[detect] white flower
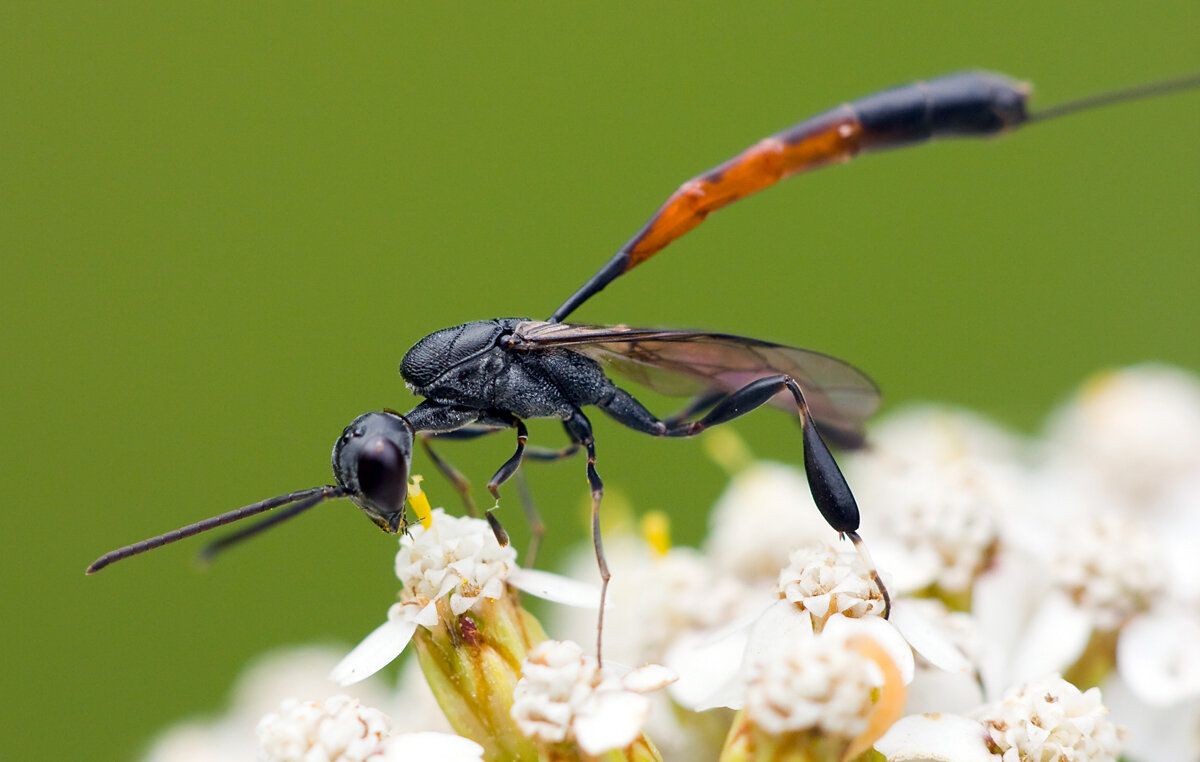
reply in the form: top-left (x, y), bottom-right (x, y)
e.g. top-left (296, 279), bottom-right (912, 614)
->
top-left (256, 695), bottom-right (390, 762)
top-left (860, 457), bottom-right (1003, 594)
top-left (554, 532), bottom-right (772, 669)
top-left (778, 542), bottom-right (888, 625)
top-left (742, 629), bottom-right (881, 738)
top-left (977, 675), bottom-right (1126, 762)
top-left (704, 462), bottom-right (835, 582)
top-left (551, 532), bottom-right (757, 761)
top-left (666, 542), bottom-right (971, 711)
top-left (331, 509), bottom-right (599, 686)
top-left (1100, 674), bottom-right (1200, 762)
top-left (1043, 364), bottom-right (1200, 509)
top-left (1048, 512), bottom-right (1164, 631)
top-left (718, 616), bottom-right (909, 762)
top-left (255, 695), bottom-right (484, 762)
top-left (973, 509), bottom-right (1169, 701)
top-left (142, 647), bottom-right (396, 762)
top-left (376, 733), bottom-right (484, 762)
top-left (510, 639), bottom-right (675, 755)
top-left (900, 597), bottom-right (987, 716)
top-left (874, 713), bottom-right (997, 762)
top-left (1117, 608), bottom-right (1200, 707)
top-left (847, 405), bottom-right (1026, 595)
top-left (878, 675), bottom-right (1126, 762)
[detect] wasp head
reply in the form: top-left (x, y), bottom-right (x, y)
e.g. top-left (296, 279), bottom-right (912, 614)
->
top-left (332, 411), bottom-right (414, 533)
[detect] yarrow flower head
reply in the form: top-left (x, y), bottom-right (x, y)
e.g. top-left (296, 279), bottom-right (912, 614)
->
top-left (256, 695), bottom-right (391, 762)
top-left (976, 675), bottom-right (1126, 762)
top-left (142, 647), bottom-right (400, 762)
top-left (332, 508), bottom-right (598, 686)
top-left (973, 506), bottom-right (1170, 699)
top-left (1049, 512), bottom-right (1164, 631)
top-left (1044, 364), bottom-right (1200, 508)
top-left (666, 541), bottom-right (973, 713)
top-left (743, 635), bottom-right (879, 739)
top-left (510, 639), bottom-right (674, 759)
top-left (331, 507), bottom-right (601, 761)
top-left (255, 694), bottom-right (484, 762)
top-left (846, 405), bottom-right (1025, 602)
top-left (876, 675), bottom-right (1125, 762)
top-left (865, 458), bottom-right (1001, 598)
top-left (778, 542), bottom-right (887, 629)
top-left (722, 617), bottom-right (907, 762)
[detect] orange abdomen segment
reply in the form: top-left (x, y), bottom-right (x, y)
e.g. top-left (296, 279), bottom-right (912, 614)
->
top-left (625, 108), bottom-right (862, 267)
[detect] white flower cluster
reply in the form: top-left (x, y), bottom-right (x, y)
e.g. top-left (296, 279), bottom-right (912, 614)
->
top-left (778, 542), bottom-right (887, 623)
top-left (743, 633), bottom-right (878, 738)
top-left (254, 694), bottom-right (484, 762)
top-left (331, 509), bottom-right (599, 686)
top-left (977, 675), bottom-right (1125, 762)
top-left (846, 405), bottom-right (1020, 596)
top-left (256, 696), bottom-right (390, 762)
top-left (1048, 512), bottom-right (1164, 630)
top-left (866, 457), bottom-right (1002, 593)
top-left (510, 640), bottom-right (675, 755)
top-left (393, 508), bottom-right (517, 617)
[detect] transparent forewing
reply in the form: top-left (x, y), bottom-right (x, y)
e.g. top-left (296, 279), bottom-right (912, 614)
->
top-left (513, 321), bottom-right (880, 440)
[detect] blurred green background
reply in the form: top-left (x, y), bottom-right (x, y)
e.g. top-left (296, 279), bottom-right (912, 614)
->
top-left (2, 3), bottom-right (1196, 759)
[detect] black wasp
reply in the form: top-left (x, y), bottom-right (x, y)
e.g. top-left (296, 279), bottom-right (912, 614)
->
top-left (88, 71), bottom-right (1200, 655)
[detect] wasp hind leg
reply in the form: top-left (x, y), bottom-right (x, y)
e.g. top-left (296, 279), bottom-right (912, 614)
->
top-left (597, 378), bottom-right (890, 618)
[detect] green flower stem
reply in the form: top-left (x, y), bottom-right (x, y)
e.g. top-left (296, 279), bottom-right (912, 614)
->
top-left (415, 593), bottom-right (545, 762)
top-left (719, 709), bottom-right (856, 762)
top-left (414, 588), bottom-right (666, 762)
top-left (532, 737), bottom-right (663, 762)
top-left (1063, 627), bottom-right (1119, 690)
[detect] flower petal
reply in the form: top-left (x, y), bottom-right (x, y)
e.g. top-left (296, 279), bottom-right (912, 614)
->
top-left (875, 714), bottom-right (995, 762)
top-left (412, 599), bottom-right (440, 628)
top-left (1007, 590), bottom-right (1092, 687)
top-left (1118, 610), bottom-right (1200, 706)
top-left (381, 731), bottom-right (485, 761)
top-left (1101, 674), bottom-right (1200, 762)
top-left (664, 624), bottom-right (752, 710)
top-left (889, 599), bottom-right (972, 674)
top-left (821, 613), bottom-right (915, 685)
top-left (330, 616), bottom-right (418, 686)
top-left (573, 691), bottom-right (650, 755)
top-left (743, 598), bottom-right (816, 668)
top-left (508, 567), bottom-right (603, 608)
top-left (904, 669), bottom-right (985, 716)
top-left (621, 664), bottom-right (677, 693)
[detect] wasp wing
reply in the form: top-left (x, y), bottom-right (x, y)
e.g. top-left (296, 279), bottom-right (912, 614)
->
top-left (513, 321), bottom-right (879, 446)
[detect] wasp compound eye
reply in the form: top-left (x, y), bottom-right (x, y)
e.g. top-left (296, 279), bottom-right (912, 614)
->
top-left (357, 438), bottom-right (409, 519)
top-left (332, 411), bottom-right (414, 533)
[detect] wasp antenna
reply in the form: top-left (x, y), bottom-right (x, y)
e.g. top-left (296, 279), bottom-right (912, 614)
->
top-left (197, 490), bottom-right (337, 565)
top-left (85, 486), bottom-right (342, 574)
top-left (1028, 71), bottom-right (1200, 125)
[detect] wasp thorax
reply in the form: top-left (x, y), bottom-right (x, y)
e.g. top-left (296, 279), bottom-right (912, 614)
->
top-left (332, 411), bottom-right (414, 533)
top-left (400, 319), bottom-right (526, 390)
